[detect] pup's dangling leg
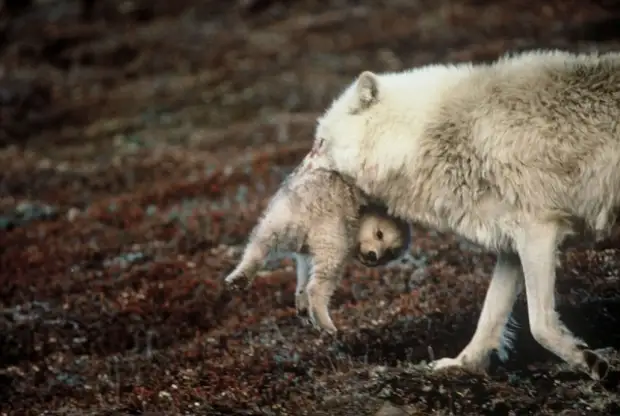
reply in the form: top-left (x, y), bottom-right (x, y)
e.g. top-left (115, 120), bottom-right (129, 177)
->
top-left (305, 220), bottom-right (349, 335)
top-left (224, 218), bottom-right (279, 290)
top-left (294, 254), bottom-right (312, 319)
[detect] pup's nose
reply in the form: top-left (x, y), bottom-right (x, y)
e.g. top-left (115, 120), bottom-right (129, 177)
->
top-left (366, 251), bottom-right (377, 262)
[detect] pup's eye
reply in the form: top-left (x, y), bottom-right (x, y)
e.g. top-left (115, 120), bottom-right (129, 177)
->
top-left (376, 230), bottom-right (383, 239)
top-left (318, 138), bottom-right (325, 148)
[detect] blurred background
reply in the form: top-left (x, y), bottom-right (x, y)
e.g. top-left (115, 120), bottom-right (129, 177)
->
top-left (2, 0), bottom-right (620, 151)
top-left (1, 1), bottom-right (620, 415)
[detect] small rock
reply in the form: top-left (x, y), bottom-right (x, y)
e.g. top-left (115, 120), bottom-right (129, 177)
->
top-left (158, 390), bottom-right (172, 399)
top-left (0, 217), bottom-right (14, 231)
top-left (559, 411), bottom-right (581, 416)
top-left (37, 159), bottom-right (52, 169)
top-left (67, 207), bottom-right (80, 222)
top-left (375, 401), bottom-right (409, 416)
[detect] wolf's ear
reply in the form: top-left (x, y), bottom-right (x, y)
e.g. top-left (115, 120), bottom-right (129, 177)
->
top-left (352, 71), bottom-right (379, 112)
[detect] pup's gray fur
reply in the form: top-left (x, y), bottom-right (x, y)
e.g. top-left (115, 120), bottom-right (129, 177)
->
top-left (224, 164), bottom-right (410, 334)
top-left (310, 49), bottom-right (620, 379)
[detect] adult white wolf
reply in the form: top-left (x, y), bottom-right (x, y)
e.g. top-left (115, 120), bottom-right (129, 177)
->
top-left (308, 49), bottom-right (620, 380)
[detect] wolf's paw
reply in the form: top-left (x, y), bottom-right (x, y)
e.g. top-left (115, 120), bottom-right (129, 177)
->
top-left (428, 354), bottom-right (489, 374)
top-left (428, 357), bottom-right (462, 370)
top-left (581, 348), bottom-right (610, 381)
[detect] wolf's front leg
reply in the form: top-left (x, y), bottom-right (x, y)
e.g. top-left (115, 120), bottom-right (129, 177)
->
top-left (430, 251), bottom-right (524, 373)
top-left (515, 222), bottom-right (609, 380)
top-left (293, 254), bottom-right (311, 317)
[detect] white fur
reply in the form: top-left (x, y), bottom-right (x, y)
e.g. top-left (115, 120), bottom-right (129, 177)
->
top-left (310, 49), bottom-right (620, 379)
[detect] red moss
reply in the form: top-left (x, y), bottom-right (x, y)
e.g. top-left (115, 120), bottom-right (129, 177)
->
top-left (2, 1), bottom-right (620, 415)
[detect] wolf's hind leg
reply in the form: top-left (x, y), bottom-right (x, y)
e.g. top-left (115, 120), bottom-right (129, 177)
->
top-left (430, 252), bottom-right (523, 373)
top-left (517, 221), bottom-right (609, 380)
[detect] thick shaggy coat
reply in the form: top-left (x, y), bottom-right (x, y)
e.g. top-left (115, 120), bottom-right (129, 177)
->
top-left (309, 49), bottom-right (620, 379)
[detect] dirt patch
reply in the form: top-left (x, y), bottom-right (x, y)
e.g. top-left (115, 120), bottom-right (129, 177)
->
top-left (1, 0), bottom-right (620, 414)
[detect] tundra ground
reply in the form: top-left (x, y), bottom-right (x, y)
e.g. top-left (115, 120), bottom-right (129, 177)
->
top-left (1, 1), bottom-right (620, 414)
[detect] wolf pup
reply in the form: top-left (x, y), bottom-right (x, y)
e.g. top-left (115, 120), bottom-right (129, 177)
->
top-left (224, 163), bottom-right (411, 334)
top-left (308, 49), bottom-right (620, 379)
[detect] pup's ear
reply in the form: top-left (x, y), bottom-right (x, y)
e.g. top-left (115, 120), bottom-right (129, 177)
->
top-left (352, 71), bottom-right (379, 112)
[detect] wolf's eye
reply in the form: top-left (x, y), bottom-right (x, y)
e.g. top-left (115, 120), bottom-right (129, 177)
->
top-left (376, 230), bottom-right (383, 240)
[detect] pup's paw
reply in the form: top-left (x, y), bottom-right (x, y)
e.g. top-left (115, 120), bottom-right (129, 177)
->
top-left (295, 291), bottom-right (309, 314)
top-left (223, 271), bottom-right (251, 291)
top-left (295, 291), bottom-right (312, 326)
top-left (308, 304), bottom-right (337, 335)
top-left (305, 280), bottom-right (338, 335)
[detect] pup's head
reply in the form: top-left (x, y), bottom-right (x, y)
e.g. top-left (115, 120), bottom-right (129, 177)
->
top-left (355, 207), bottom-right (411, 267)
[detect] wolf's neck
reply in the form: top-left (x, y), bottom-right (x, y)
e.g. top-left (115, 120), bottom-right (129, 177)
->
top-left (354, 152), bottom-right (512, 251)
